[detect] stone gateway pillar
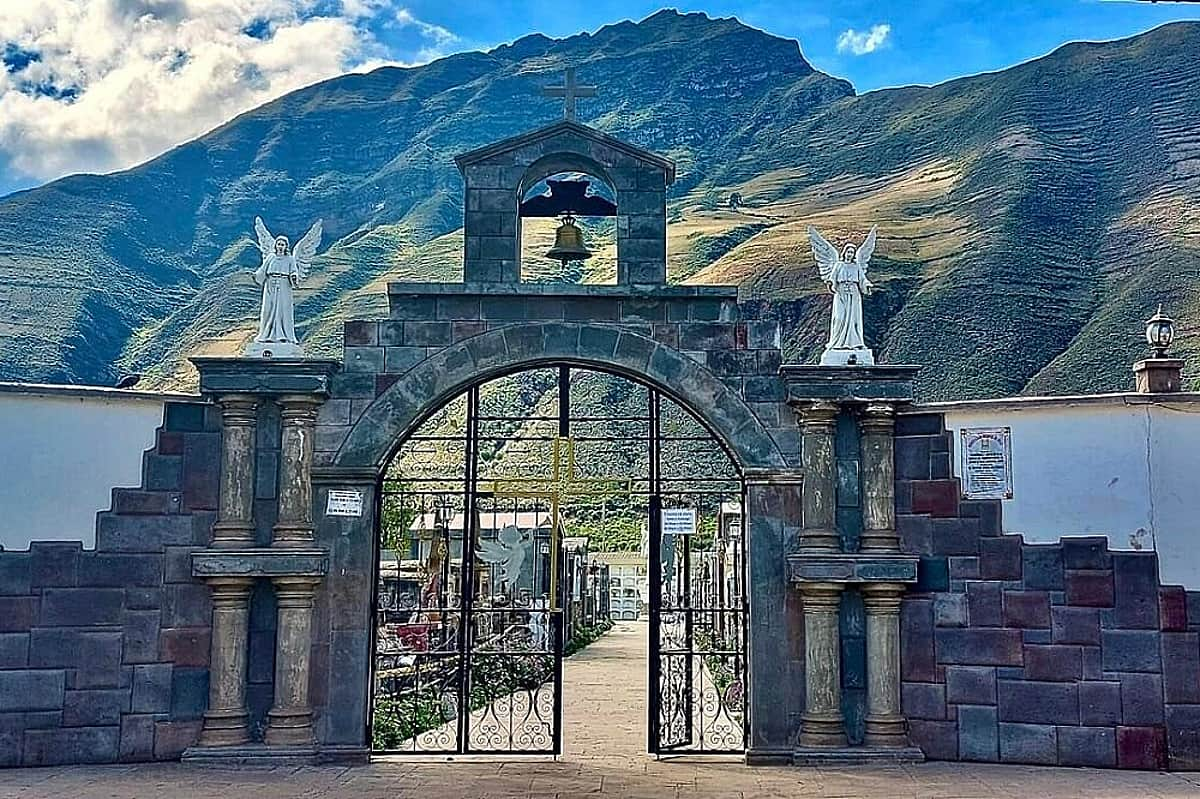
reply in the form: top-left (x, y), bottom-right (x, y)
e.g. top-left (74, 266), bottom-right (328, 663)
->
top-left (185, 358), bottom-right (337, 763)
top-left (781, 364), bottom-right (924, 765)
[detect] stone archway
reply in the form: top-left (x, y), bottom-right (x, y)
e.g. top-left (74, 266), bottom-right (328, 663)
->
top-left (332, 322), bottom-right (788, 474)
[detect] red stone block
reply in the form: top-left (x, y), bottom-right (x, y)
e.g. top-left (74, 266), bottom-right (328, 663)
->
top-left (156, 431), bottom-right (184, 456)
top-left (1024, 644), bottom-right (1082, 681)
top-left (1160, 587), bottom-right (1188, 632)
top-left (1065, 570), bottom-right (1114, 608)
top-left (908, 719), bottom-right (959, 760)
top-left (1116, 725), bottom-right (1166, 769)
top-left (1003, 591), bottom-right (1051, 629)
top-left (902, 598), bottom-right (937, 682)
top-left (912, 480), bottom-right (960, 518)
top-left (980, 536), bottom-right (1022, 581)
top-left (153, 720), bottom-right (202, 760)
top-left (375, 373), bottom-right (400, 396)
top-left (159, 627), bottom-right (211, 667)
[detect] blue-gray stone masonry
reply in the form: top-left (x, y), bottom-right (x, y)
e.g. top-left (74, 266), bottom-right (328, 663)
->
top-left (0, 401), bottom-right (220, 767)
top-left (896, 411), bottom-right (1200, 770)
top-left (324, 283), bottom-right (797, 471)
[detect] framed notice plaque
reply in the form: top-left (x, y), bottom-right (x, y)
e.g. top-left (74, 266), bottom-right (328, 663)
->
top-left (959, 427), bottom-right (1013, 500)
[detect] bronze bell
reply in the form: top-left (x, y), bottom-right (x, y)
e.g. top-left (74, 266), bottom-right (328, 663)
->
top-left (546, 212), bottom-right (593, 265)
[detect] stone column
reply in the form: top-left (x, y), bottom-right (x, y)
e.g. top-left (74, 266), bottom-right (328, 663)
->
top-left (211, 395), bottom-right (259, 547)
top-left (798, 582), bottom-right (846, 747)
top-left (198, 577), bottom-right (253, 747)
top-left (273, 396), bottom-right (321, 548)
top-left (859, 403), bottom-right (898, 553)
top-left (265, 576), bottom-right (320, 746)
top-left (797, 401), bottom-right (839, 552)
top-left (863, 584), bottom-right (907, 747)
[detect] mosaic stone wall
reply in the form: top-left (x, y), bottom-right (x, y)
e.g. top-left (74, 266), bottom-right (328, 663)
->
top-left (0, 401), bottom-right (219, 766)
top-left (896, 412), bottom-right (1200, 769)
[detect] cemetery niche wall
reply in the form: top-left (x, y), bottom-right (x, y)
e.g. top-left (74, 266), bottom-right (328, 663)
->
top-left (2, 70), bottom-right (1200, 771)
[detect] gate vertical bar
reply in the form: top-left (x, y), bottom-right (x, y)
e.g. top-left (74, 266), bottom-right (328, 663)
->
top-left (458, 385), bottom-right (480, 752)
top-left (647, 387), bottom-right (662, 754)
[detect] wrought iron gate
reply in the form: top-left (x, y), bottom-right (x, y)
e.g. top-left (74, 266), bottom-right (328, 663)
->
top-left (372, 364), bottom-right (747, 756)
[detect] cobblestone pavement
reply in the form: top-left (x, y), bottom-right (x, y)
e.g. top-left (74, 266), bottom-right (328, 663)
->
top-left (3, 622), bottom-right (1200, 798)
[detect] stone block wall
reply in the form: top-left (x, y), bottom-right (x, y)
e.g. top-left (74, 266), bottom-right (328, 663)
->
top-left (0, 401), bottom-right (218, 766)
top-left (896, 411), bottom-right (1200, 769)
top-left (316, 285), bottom-right (799, 468)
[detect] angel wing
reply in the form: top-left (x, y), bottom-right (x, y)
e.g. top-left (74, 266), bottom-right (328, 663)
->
top-left (807, 225), bottom-right (839, 282)
top-left (292, 219), bottom-right (323, 281)
top-left (856, 225), bottom-right (878, 271)
top-left (253, 216), bottom-right (275, 258)
top-left (475, 539), bottom-right (509, 565)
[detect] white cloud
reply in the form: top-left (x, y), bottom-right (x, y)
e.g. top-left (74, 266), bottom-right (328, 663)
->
top-left (0, 1), bottom-right (454, 187)
top-left (836, 23), bottom-right (891, 56)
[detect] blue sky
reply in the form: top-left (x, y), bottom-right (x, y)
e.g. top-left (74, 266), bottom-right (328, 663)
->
top-left (0, 0), bottom-right (1196, 197)
top-left (397, 0), bottom-right (1199, 91)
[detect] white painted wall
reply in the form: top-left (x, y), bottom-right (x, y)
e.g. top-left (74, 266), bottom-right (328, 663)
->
top-left (932, 394), bottom-right (1200, 588)
top-left (0, 384), bottom-right (177, 550)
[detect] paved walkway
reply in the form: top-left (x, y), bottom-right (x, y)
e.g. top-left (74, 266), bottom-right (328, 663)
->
top-left (4, 622), bottom-right (1200, 798)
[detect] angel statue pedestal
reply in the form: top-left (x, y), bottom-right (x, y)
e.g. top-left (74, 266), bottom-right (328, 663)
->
top-left (779, 229), bottom-right (923, 763)
top-left (245, 216), bottom-right (323, 359)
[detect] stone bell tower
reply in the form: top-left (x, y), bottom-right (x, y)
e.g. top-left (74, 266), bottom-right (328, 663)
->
top-left (455, 71), bottom-right (674, 285)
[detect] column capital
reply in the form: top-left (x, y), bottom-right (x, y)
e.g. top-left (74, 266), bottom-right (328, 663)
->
top-left (206, 576), bottom-right (254, 605)
top-left (861, 582), bottom-right (906, 613)
top-left (798, 581), bottom-right (844, 611)
top-left (859, 402), bottom-right (896, 433)
top-left (277, 394), bottom-right (324, 418)
top-left (216, 394), bottom-right (259, 423)
top-left (272, 575), bottom-right (320, 606)
top-left (794, 400), bottom-right (840, 426)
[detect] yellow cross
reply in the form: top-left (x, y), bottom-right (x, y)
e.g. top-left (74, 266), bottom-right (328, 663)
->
top-left (482, 436), bottom-right (630, 609)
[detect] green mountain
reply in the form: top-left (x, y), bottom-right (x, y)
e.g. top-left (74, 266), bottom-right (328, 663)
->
top-left (1, 10), bottom-right (1197, 401)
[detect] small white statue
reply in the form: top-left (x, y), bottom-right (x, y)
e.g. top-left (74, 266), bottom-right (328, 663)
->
top-left (808, 224), bottom-right (877, 366)
top-left (476, 524), bottom-right (528, 586)
top-left (244, 216), bottom-right (322, 358)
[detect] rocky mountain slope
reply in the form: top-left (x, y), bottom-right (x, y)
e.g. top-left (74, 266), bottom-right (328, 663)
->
top-left (0, 10), bottom-right (1197, 400)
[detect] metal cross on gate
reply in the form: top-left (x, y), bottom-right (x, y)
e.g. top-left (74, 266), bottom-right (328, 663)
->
top-left (484, 436), bottom-right (630, 608)
top-left (541, 67), bottom-right (597, 121)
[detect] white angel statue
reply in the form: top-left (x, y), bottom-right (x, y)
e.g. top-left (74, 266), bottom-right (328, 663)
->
top-left (244, 216), bottom-right (322, 358)
top-left (476, 524), bottom-right (528, 587)
top-left (807, 224), bottom-right (877, 366)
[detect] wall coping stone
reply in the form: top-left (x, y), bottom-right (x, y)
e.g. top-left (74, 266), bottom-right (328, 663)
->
top-left (781, 365), bottom-right (920, 403)
top-left (387, 281), bottom-right (738, 299)
top-left (903, 391), bottom-right (1200, 415)
top-left (788, 553), bottom-right (920, 584)
top-left (191, 358), bottom-right (341, 398)
top-left (191, 549), bottom-right (329, 579)
top-left (0, 380), bottom-right (199, 403)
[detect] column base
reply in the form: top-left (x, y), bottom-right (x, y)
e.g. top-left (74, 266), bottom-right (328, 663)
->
top-left (197, 709), bottom-right (250, 748)
top-left (864, 716), bottom-right (909, 748)
top-left (798, 715), bottom-right (847, 748)
top-left (858, 533), bottom-right (900, 554)
top-left (792, 745), bottom-right (925, 767)
top-left (182, 743), bottom-right (318, 766)
top-left (798, 528), bottom-right (840, 552)
top-left (271, 526), bottom-right (316, 548)
top-left (265, 708), bottom-right (315, 747)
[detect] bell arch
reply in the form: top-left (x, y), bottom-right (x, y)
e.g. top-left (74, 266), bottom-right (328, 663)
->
top-left (331, 323), bottom-right (787, 475)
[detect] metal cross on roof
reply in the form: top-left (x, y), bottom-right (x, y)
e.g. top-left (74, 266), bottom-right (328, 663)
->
top-left (541, 67), bottom-right (597, 122)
